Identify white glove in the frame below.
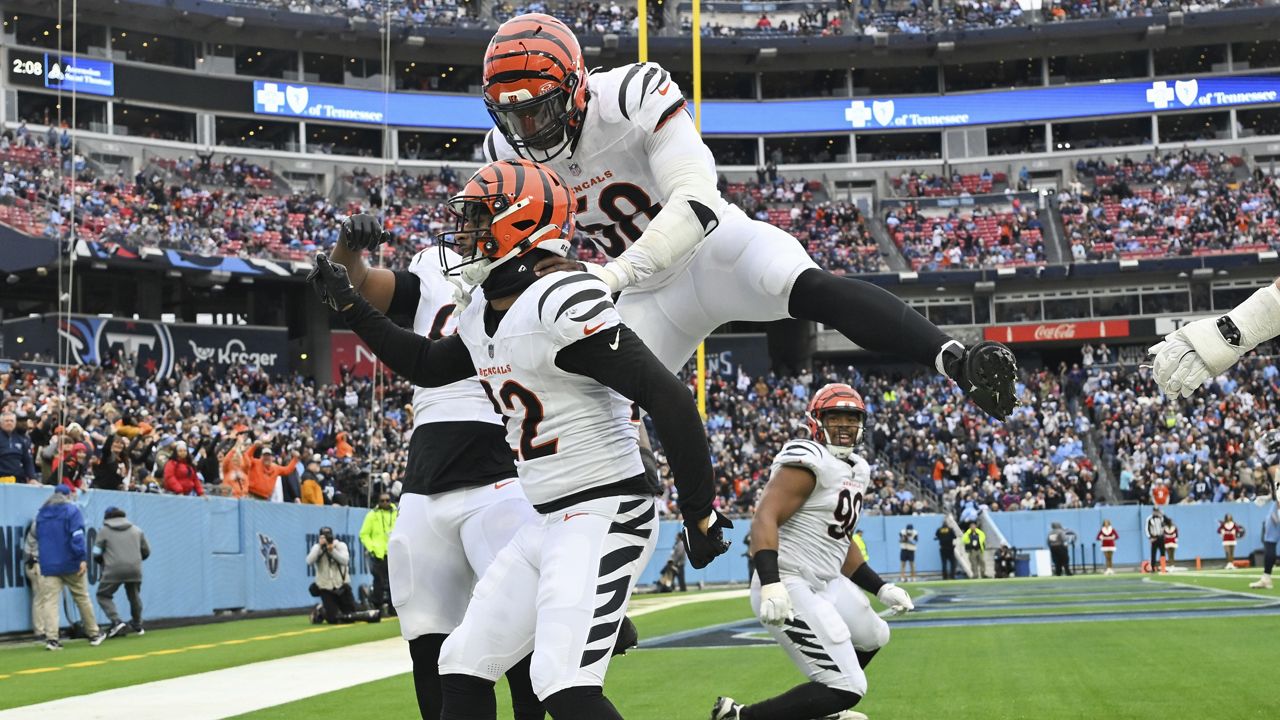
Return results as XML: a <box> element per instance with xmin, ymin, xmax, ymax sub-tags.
<box><xmin>757</xmin><ymin>582</ymin><xmax>794</xmax><ymax>626</ymax></box>
<box><xmin>579</xmin><ymin>260</ymin><xmax>629</xmax><ymax>294</ymax></box>
<box><xmin>1150</xmin><ymin>283</ymin><xmax>1280</xmax><ymax>397</ymax></box>
<box><xmin>1148</xmin><ymin>322</ymin><xmax>1229</xmax><ymax>398</ymax></box>
<box><xmin>876</xmin><ymin>583</ymin><xmax>914</xmax><ymax>615</ymax></box>
<box><xmin>445</xmin><ymin>275</ymin><xmax>473</xmax><ymax>317</ymax></box>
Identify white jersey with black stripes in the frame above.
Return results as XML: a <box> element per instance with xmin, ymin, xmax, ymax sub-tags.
<box><xmin>406</xmin><ymin>248</ymin><xmax>505</xmax><ymax>429</ymax></box>
<box><xmin>770</xmin><ymin>439</ymin><xmax>872</xmax><ymax>583</ymax></box>
<box><xmin>453</xmin><ymin>271</ymin><xmax>644</xmax><ymax>507</ymax></box>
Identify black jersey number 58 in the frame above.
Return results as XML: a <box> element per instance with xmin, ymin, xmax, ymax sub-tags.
<box><xmin>575</xmin><ymin>184</ymin><xmax>663</xmax><ymax>258</ymax></box>
<box><xmin>827</xmin><ymin>489</ymin><xmax>863</xmax><ymax>540</ymax></box>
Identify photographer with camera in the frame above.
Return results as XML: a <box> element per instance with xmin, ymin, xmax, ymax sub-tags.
<box><xmin>306</xmin><ymin>526</ymin><xmax>379</xmax><ymax>625</ymax></box>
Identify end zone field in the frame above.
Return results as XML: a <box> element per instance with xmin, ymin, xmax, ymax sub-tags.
<box><xmin>2</xmin><ymin>571</ymin><xmax>1274</xmax><ymax>719</ymax></box>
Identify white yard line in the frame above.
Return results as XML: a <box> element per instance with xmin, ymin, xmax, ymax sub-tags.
<box><xmin>0</xmin><ymin>638</ymin><xmax>411</xmax><ymax>720</ymax></box>
<box><xmin>628</xmin><ymin>589</ymin><xmax>750</xmax><ymax>616</ymax></box>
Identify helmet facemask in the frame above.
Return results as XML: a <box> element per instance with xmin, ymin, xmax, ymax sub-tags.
<box><xmin>486</xmin><ymin>76</ymin><xmax>581</xmax><ymax>163</ymax></box>
<box><xmin>439</xmin><ymin>191</ymin><xmax>571</xmax><ymax>289</ymax></box>
<box><xmin>810</xmin><ymin>408</ymin><xmax>865</xmax><ymax>461</ymax></box>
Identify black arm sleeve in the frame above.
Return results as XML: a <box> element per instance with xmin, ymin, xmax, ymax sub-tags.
<box><xmin>789</xmin><ymin>270</ymin><xmax>951</xmax><ymax>370</ymax></box>
<box><xmin>554</xmin><ymin>325</ymin><xmax>715</xmax><ymax>521</ymax></box>
<box><xmin>387</xmin><ymin>271</ymin><xmax>422</xmax><ymax>317</ymax></box>
<box><xmin>340</xmin><ymin>295</ymin><xmax>476</xmax><ymax>388</ymax></box>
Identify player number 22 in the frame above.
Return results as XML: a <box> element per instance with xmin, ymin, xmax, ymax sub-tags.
<box><xmin>480</xmin><ymin>379</ymin><xmax>559</xmax><ymax>460</ymax></box>
<box><xmin>827</xmin><ymin>489</ymin><xmax>863</xmax><ymax>540</ymax></box>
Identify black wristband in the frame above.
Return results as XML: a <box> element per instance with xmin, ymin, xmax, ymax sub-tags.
<box><xmin>850</xmin><ymin>562</ymin><xmax>886</xmax><ymax>595</ymax></box>
<box><xmin>754</xmin><ymin>549</ymin><xmax>781</xmax><ymax>585</ymax></box>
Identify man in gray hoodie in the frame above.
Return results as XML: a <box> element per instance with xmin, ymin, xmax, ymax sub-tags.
<box><xmin>95</xmin><ymin>507</ymin><xmax>150</xmax><ymax>638</ymax></box>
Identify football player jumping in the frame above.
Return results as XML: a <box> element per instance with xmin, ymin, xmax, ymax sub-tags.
<box><xmin>1149</xmin><ymin>277</ymin><xmax>1280</xmax><ymax>397</ymax></box>
<box><xmin>477</xmin><ymin>14</ymin><xmax>1017</xmax><ymax>421</ymax></box>
<box><xmin>310</xmin><ymin>159</ymin><xmax>731</xmax><ymax>720</ymax></box>
<box><xmin>1250</xmin><ymin>430</ymin><xmax>1280</xmax><ymax>590</ymax></box>
<box><xmin>712</xmin><ymin>384</ymin><xmax>914</xmax><ymax>720</ymax></box>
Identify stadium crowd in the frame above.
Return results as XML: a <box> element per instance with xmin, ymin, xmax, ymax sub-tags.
<box><xmin>1059</xmin><ymin>150</ymin><xmax>1280</xmax><ymax>262</ymax></box>
<box><xmin>5</xmin><ymin>340</ymin><xmax>1277</xmax><ymax>520</ymax></box>
<box><xmin>1090</xmin><ymin>352</ymin><xmax>1280</xmax><ymax>505</ymax></box>
<box><xmin>170</xmin><ymin>0</ymin><xmax>1251</xmax><ymax>37</ymax></box>
<box><xmin>885</xmin><ymin>199</ymin><xmax>1046</xmax><ymax>270</ymax></box>
<box><xmin>0</xmin><ymin>358</ymin><xmax>413</xmax><ymax>507</ymax></box>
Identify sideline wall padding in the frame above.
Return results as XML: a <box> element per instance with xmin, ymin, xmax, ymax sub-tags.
<box><xmin>2</xmin><ymin>484</ymin><xmax>1271</xmax><ymax>633</ymax></box>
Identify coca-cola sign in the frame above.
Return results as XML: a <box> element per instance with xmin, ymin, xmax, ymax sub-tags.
<box><xmin>984</xmin><ymin>320</ymin><xmax>1130</xmax><ymax>345</ymax></box>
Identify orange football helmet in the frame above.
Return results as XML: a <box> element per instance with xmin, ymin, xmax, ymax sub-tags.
<box><xmin>440</xmin><ymin>158</ymin><xmax>576</xmax><ymax>285</ymax></box>
<box><xmin>805</xmin><ymin>383</ymin><xmax>867</xmax><ymax>459</ymax></box>
<box><xmin>482</xmin><ymin>13</ymin><xmax>589</xmax><ymax>161</ymax></box>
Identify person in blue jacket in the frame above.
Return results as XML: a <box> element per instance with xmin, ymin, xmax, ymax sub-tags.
<box><xmin>33</xmin><ymin>485</ymin><xmax>105</xmax><ymax>650</ymax></box>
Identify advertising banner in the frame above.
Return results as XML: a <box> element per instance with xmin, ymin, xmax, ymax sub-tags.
<box><xmin>0</xmin><ymin>315</ymin><xmax>290</xmax><ymax>378</ymax></box>
<box><xmin>254</xmin><ymin>74</ymin><xmax>1280</xmax><ymax>135</ymax></box>
<box><xmin>983</xmin><ymin>320</ymin><xmax>1131</xmax><ymax>344</ymax></box>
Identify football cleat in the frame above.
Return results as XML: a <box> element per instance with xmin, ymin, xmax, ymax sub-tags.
<box><xmin>939</xmin><ymin>340</ymin><xmax>1019</xmax><ymax>421</ymax></box>
<box><xmin>710</xmin><ymin>696</ymin><xmax>744</xmax><ymax>719</ymax></box>
<box><xmin>1249</xmin><ymin>574</ymin><xmax>1273</xmax><ymax>589</ymax></box>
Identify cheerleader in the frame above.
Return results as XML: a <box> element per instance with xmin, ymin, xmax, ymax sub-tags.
<box><xmin>1096</xmin><ymin>519</ymin><xmax>1118</xmax><ymax>575</ymax></box>
<box><xmin>1218</xmin><ymin>514</ymin><xmax>1241</xmax><ymax>570</ymax></box>
<box><xmin>1162</xmin><ymin>516</ymin><xmax>1179</xmax><ymax>566</ymax></box>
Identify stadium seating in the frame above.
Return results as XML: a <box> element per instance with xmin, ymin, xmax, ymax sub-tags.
<box><xmin>190</xmin><ymin>0</ymin><xmax>1241</xmax><ymax>37</ymax></box>
<box><xmin>1059</xmin><ymin>151</ymin><xmax>1280</xmax><ymax>262</ymax></box>
<box><xmin>891</xmin><ymin>169</ymin><xmax>1007</xmax><ymax>198</ymax></box>
<box><xmin>885</xmin><ymin>200</ymin><xmax>1045</xmax><ymax>270</ymax></box>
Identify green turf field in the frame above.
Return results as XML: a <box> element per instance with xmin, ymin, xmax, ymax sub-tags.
<box><xmin>5</xmin><ymin>570</ymin><xmax>1277</xmax><ymax>719</ymax></box>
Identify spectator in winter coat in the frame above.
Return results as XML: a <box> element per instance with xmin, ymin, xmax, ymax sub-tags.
<box><xmin>0</xmin><ymin>411</ymin><xmax>39</xmax><ymax>484</ymax></box>
<box><xmin>245</xmin><ymin>445</ymin><xmax>299</xmax><ymax>500</ymax></box>
<box><xmin>94</xmin><ymin>434</ymin><xmax>133</xmax><ymax>491</ymax></box>
<box><xmin>33</xmin><ymin>486</ymin><xmax>104</xmax><ymax>649</ymax></box>
<box><xmin>334</xmin><ymin>432</ymin><xmax>354</xmax><ymax>459</ymax></box>
<box><xmin>53</xmin><ymin>443</ymin><xmax>90</xmax><ymax>491</ymax></box>
<box><xmin>301</xmin><ymin>474</ymin><xmax>325</xmax><ymax>505</ymax></box>
<box><xmin>220</xmin><ymin>434</ymin><xmax>251</xmax><ymax>498</ymax></box>
<box><xmin>95</xmin><ymin>507</ymin><xmax>150</xmax><ymax>637</ymax></box>
<box><xmin>163</xmin><ymin>442</ymin><xmax>204</xmax><ymax>496</ymax></box>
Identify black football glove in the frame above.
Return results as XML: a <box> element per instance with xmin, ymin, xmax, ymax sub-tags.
<box><xmin>681</xmin><ymin>510</ymin><xmax>733</xmax><ymax>569</ymax></box>
<box><xmin>612</xmin><ymin>615</ymin><xmax>639</xmax><ymax>656</ymax></box>
<box><xmin>307</xmin><ymin>252</ymin><xmax>360</xmax><ymax>312</ymax></box>
<box><xmin>341</xmin><ymin>213</ymin><xmax>391</xmax><ymax>251</ymax></box>
<box><xmin>939</xmin><ymin>340</ymin><xmax>1019</xmax><ymax>421</ymax></box>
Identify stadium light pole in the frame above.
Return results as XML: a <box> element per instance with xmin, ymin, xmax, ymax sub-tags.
<box><xmin>691</xmin><ymin>0</ymin><xmax>706</xmax><ymax>419</ymax></box>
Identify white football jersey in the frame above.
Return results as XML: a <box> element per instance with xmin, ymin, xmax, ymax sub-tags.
<box><xmin>484</xmin><ymin>62</ymin><xmax>729</xmax><ymax>289</ymax></box>
<box><xmin>454</xmin><ymin>271</ymin><xmax>644</xmax><ymax>507</ymax></box>
<box><xmin>770</xmin><ymin>439</ymin><xmax>872</xmax><ymax>582</ymax></box>
<box><xmin>406</xmin><ymin>248</ymin><xmax>502</xmax><ymax>428</ymax></box>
